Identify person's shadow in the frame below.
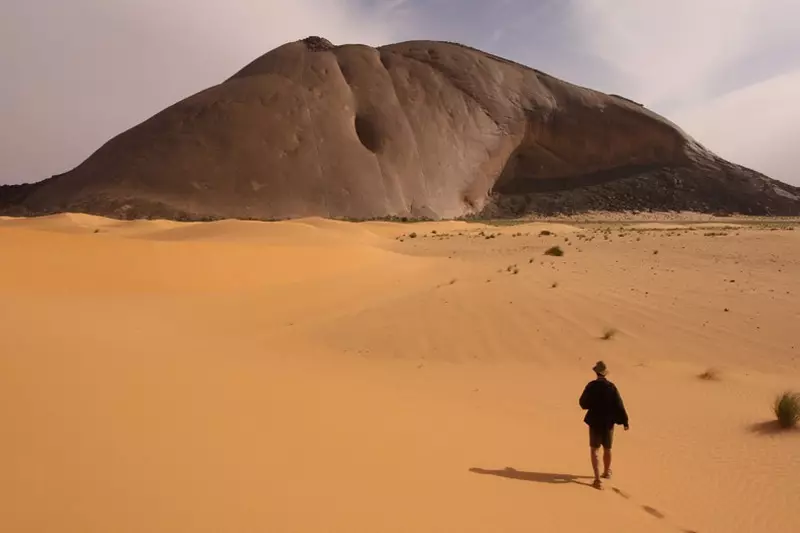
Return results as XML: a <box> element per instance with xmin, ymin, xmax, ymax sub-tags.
<box><xmin>469</xmin><ymin>467</ymin><xmax>594</xmax><ymax>487</ymax></box>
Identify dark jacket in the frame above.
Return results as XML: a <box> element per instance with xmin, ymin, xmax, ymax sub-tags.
<box><xmin>579</xmin><ymin>377</ymin><xmax>629</xmax><ymax>429</ymax></box>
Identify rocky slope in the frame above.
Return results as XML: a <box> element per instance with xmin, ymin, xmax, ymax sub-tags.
<box><xmin>2</xmin><ymin>36</ymin><xmax>799</xmax><ymax>220</ymax></box>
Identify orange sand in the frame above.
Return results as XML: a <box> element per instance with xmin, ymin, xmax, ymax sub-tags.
<box><xmin>1</xmin><ymin>214</ymin><xmax>799</xmax><ymax>532</ymax></box>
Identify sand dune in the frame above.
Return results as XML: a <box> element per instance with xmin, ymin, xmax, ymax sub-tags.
<box><xmin>1</xmin><ymin>215</ymin><xmax>798</xmax><ymax>533</ymax></box>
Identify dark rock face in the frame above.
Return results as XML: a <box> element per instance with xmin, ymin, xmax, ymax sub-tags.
<box><xmin>2</xmin><ymin>37</ymin><xmax>799</xmax><ymax>220</ymax></box>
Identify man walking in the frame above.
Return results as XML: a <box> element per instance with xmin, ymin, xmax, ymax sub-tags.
<box><xmin>579</xmin><ymin>361</ymin><xmax>629</xmax><ymax>489</ymax></box>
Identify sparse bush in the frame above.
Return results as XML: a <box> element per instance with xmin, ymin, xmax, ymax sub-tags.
<box><xmin>544</xmin><ymin>246</ymin><xmax>564</xmax><ymax>257</ymax></box>
<box><xmin>698</xmin><ymin>368</ymin><xmax>721</xmax><ymax>381</ymax></box>
<box><xmin>773</xmin><ymin>392</ymin><xmax>800</xmax><ymax>429</ymax></box>
<box><xmin>601</xmin><ymin>328</ymin><xmax>618</xmax><ymax>340</ymax></box>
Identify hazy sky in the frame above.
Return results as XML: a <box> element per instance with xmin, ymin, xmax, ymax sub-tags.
<box><xmin>2</xmin><ymin>0</ymin><xmax>799</xmax><ymax>185</ymax></box>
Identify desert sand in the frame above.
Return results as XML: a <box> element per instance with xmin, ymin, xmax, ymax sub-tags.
<box><xmin>1</xmin><ymin>213</ymin><xmax>798</xmax><ymax>533</ymax></box>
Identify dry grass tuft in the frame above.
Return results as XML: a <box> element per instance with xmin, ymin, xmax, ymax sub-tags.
<box><xmin>601</xmin><ymin>328</ymin><xmax>618</xmax><ymax>340</ymax></box>
<box><xmin>698</xmin><ymin>368</ymin><xmax>721</xmax><ymax>381</ymax></box>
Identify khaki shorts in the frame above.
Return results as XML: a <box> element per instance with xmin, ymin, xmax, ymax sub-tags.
<box><xmin>589</xmin><ymin>426</ymin><xmax>614</xmax><ymax>449</ymax></box>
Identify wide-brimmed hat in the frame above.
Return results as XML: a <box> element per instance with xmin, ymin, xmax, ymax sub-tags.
<box><xmin>592</xmin><ymin>360</ymin><xmax>608</xmax><ymax>376</ymax></box>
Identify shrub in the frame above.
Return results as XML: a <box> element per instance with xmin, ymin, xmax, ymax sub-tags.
<box><xmin>544</xmin><ymin>246</ymin><xmax>564</xmax><ymax>257</ymax></box>
<box><xmin>408</xmin><ymin>232</ymin><xmax>418</xmax><ymax>239</ymax></box>
<box><xmin>773</xmin><ymin>392</ymin><xmax>800</xmax><ymax>429</ymax></box>
<box><xmin>539</xmin><ymin>230</ymin><xmax>552</xmax><ymax>236</ymax></box>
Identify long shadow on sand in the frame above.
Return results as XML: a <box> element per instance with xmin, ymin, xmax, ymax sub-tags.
<box><xmin>470</xmin><ymin>467</ymin><xmax>593</xmax><ymax>487</ymax></box>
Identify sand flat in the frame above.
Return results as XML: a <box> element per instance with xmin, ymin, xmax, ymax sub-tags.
<box><xmin>1</xmin><ymin>215</ymin><xmax>799</xmax><ymax>533</ymax></box>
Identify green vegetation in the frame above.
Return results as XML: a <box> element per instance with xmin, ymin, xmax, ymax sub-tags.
<box><xmin>773</xmin><ymin>392</ymin><xmax>800</xmax><ymax>429</ymax></box>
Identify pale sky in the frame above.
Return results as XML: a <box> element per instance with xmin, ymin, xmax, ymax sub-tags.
<box><xmin>2</xmin><ymin>0</ymin><xmax>799</xmax><ymax>185</ymax></box>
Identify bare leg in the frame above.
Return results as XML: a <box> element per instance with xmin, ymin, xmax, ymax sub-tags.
<box><xmin>603</xmin><ymin>448</ymin><xmax>612</xmax><ymax>477</ymax></box>
<box><xmin>590</xmin><ymin>447</ymin><xmax>600</xmax><ymax>481</ymax></box>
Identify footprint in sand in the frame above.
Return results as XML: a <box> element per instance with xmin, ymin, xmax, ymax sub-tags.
<box><xmin>612</xmin><ymin>487</ymin><xmax>687</xmax><ymax>529</ymax></box>
<box><xmin>642</xmin><ymin>505</ymin><xmax>666</xmax><ymax>519</ymax></box>
<box><xmin>611</xmin><ymin>487</ymin><xmax>630</xmax><ymax>499</ymax></box>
